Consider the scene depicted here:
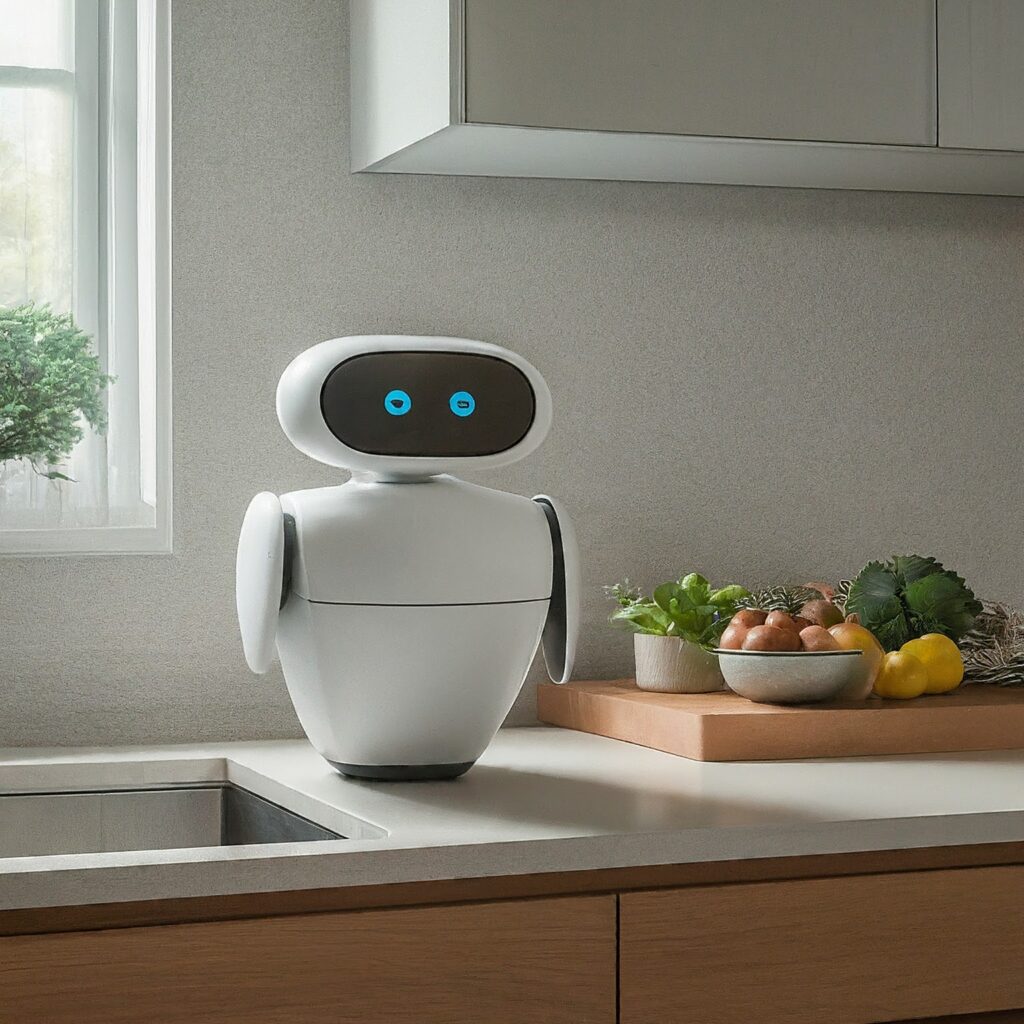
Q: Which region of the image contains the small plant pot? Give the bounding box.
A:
[634,634,725,693]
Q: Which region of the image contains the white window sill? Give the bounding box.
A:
[0,521,171,556]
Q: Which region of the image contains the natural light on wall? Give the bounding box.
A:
[0,0,170,554]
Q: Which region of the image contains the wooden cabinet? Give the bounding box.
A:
[4,850,1024,1023]
[464,0,936,146]
[938,0,1024,151]
[620,866,1024,1024]
[351,0,1024,196]
[0,895,616,1024]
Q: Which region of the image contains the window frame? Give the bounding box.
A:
[0,0,172,557]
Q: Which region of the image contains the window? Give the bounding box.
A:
[0,0,170,554]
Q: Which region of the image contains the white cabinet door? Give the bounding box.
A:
[938,0,1024,151]
[464,0,937,146]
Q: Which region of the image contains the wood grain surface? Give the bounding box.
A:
[892,1014,1024,1024]
[0,895,615,1024]
[620,866,1024,1024]
[538,679,1024,761]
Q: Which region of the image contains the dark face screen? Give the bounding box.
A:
[320,351,536,457]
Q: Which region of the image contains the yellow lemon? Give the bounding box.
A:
[873,650,929,700]
[901,634,964,694]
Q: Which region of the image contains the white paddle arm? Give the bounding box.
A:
[532,494,580,684]
[236,492,292,674]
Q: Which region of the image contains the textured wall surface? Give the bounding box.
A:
[2,0,1023,746]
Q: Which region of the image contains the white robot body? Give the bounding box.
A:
[278,597,547,774]
[278,477,552,776]
[237,336,578,780]
[282,476,552,605]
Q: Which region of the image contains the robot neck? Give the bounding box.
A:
[351,469,446,485]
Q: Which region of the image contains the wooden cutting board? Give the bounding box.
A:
[537,679,1024,762]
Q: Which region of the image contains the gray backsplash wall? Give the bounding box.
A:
[2,0,1023,747]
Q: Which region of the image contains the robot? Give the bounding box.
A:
[236,335,579,780]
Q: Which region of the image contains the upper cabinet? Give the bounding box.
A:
[351,0,1024,196]
[938,0,1024,152]
[464,0,936,147]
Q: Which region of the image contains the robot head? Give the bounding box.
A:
[276,336,553,477]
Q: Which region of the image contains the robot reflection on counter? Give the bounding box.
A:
[236,335,579,780]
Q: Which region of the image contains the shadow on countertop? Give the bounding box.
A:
[342,762,828,836]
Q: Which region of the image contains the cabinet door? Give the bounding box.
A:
[938,0,1024,151]
[0,895,615,1024]
[464,0,936,145]
[620,866,1024,1024]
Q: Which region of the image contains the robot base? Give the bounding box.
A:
[329,761,475,782]
[277,597,547,784]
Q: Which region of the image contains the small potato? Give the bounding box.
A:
[799,625,842,652]
[799,599,844,629]
[719,622,749,650]
[792,615,813,631]
[732,609,767,629]
[764,610,799,633]
[742,625,801,652]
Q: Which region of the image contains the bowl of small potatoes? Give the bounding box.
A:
[714,608,864,705]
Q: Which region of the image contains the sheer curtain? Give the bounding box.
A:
[0,0,107,527]
[0,0,158,533]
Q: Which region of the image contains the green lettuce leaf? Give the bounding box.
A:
[709,585,749,606]
[905,572,982,640]
[846,554,980,652]
[678,573,711,606]
[610,603,671,635]
[892,555,944,587]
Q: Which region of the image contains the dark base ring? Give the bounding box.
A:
[329,760,474,782]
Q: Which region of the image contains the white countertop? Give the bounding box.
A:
[2,726,1024,911]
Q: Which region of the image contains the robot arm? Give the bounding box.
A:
[532,495,580,684]
[236,492,295,674]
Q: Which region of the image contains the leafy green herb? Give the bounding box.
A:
[605,573,750,650]
[845,555,982,652]
[604,580,672,636]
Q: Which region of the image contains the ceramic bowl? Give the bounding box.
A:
[713,649,864,705]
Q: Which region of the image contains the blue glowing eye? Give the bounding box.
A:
[449,391,475,417]
[384,389,412,416]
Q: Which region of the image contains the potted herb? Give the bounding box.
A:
[606,574,750,692]
[0,304,112,480]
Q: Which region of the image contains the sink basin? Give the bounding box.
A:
[0,783,342,858]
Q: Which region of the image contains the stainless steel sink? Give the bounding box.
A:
[0,783,342,858]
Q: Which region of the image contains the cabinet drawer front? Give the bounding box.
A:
[621,867,1024,1024]
[0,895,615,1024]
[465,0,936,146]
